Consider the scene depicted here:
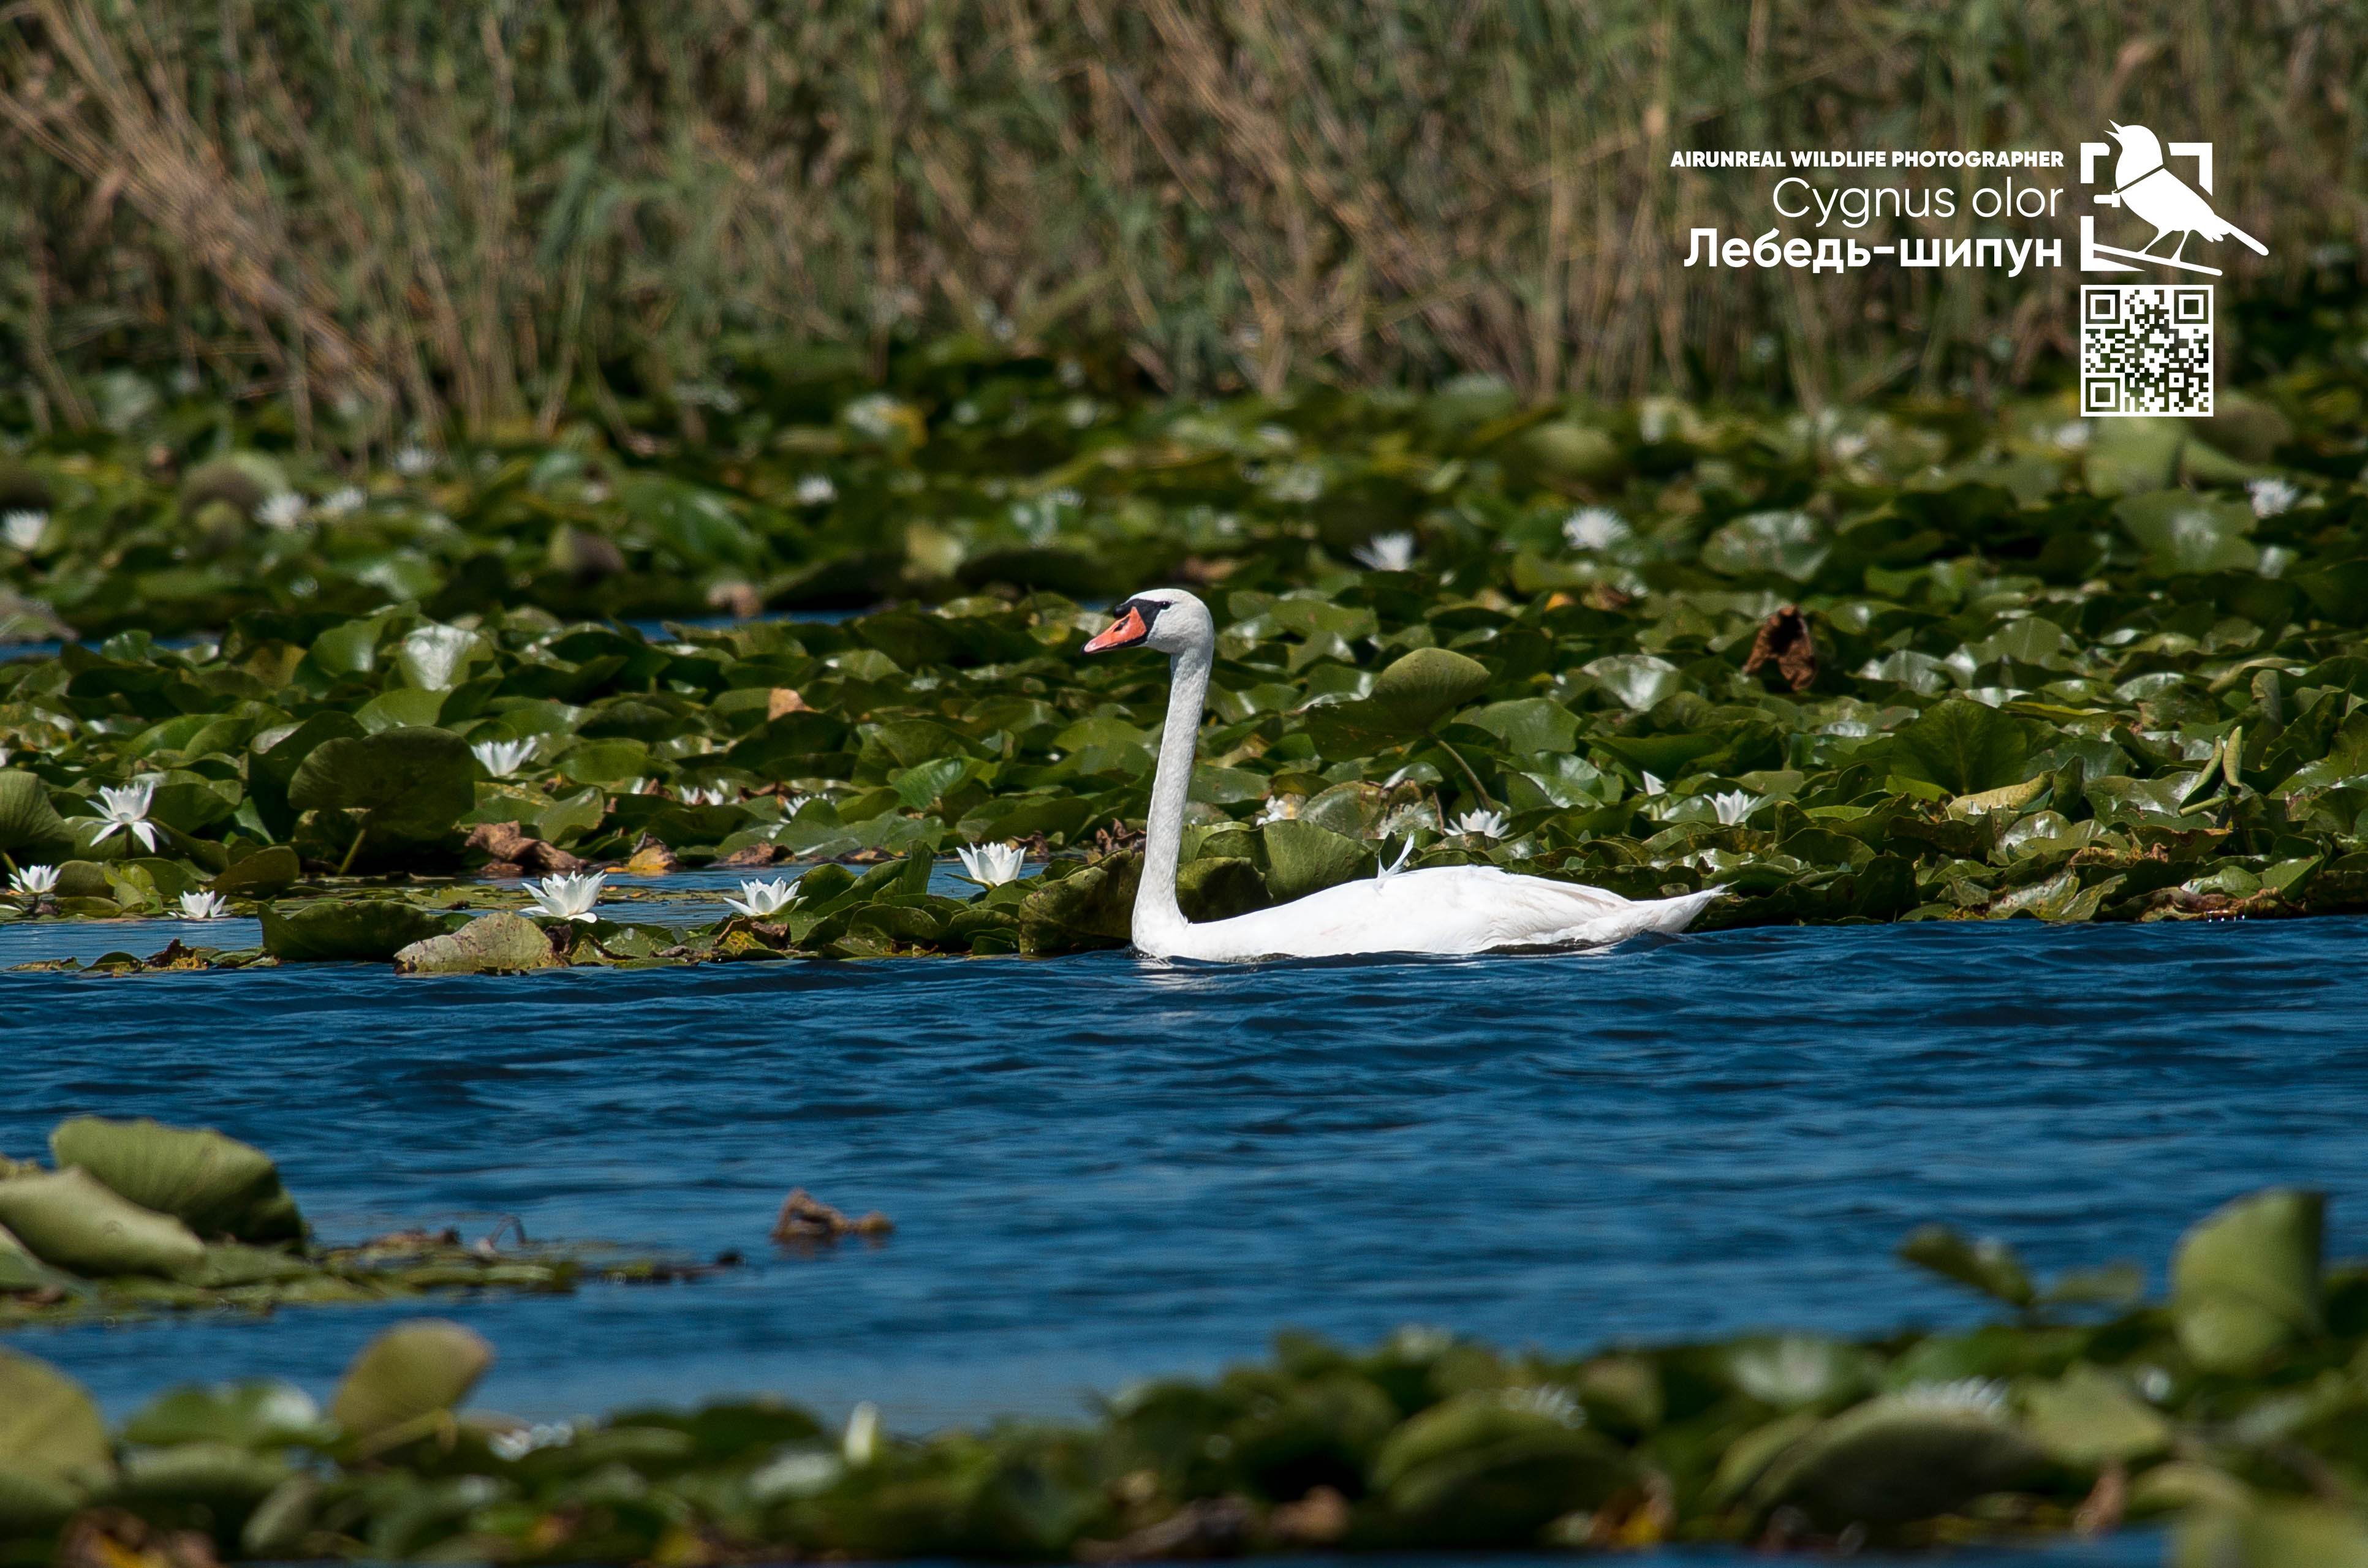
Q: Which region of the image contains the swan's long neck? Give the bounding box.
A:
[1132,639,1210,954]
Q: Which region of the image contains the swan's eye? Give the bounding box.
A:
[1083,602,1154,653]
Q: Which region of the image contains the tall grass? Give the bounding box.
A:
[0,0,2359,447]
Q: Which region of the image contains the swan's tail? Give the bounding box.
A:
[1640,884,1725,934]
[1535,883,1725,949]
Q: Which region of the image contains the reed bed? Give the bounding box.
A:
[0,0,2359,449]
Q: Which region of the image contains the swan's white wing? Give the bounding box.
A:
[1155,865,1717,961]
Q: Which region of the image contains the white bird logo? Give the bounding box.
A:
[2098,123,2266,266]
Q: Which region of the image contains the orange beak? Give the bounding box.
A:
[1083,605,1148,654]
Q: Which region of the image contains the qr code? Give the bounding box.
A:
[2081,285,2212,417]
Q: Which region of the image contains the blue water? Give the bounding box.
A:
[6,917,2361,1568]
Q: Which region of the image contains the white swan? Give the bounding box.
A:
[1081,589,1723,961]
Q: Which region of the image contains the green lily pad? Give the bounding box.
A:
[1370,1388,1632,1543]
[1304,647,1491,752]
[50,1117,303,1245]
[0,1167,206,1278]
[1018,857,1137,955]
[330,1319,494,1444]
[1261,820,1373,903]
[123,1381,331,1450]
[1897,1224,2037,1309]
[287,726,476,842]
[1890,700,2032,796]
[1750,1389,2048,1528]
[2019,1363,2171,1466]
[394,912,561,975]
[0,771,71,860]
[262,901,455,962]
[1703,508,1829,581]
[0,1349,112,1531]
[2172,1189,2324,1372]
[213,844,301,897]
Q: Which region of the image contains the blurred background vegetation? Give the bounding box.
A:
[0,0,2359,455]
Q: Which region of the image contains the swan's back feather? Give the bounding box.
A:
[1145,864,1717,961]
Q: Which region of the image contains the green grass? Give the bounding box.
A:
[0,0,2359,447]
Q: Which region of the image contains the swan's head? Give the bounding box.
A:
[1081,588,1212,657]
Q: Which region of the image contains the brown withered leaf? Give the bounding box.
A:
[464,821,584,875]
[767,687,811,720]
[770,1188,893,1243]
[1741,604,1817,692]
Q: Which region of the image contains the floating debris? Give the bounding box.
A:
[770,1188,894,1244]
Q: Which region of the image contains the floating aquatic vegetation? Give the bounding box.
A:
[7,1188,2368,1560]
[0,1117,733,1327]
[2,360,2368,963]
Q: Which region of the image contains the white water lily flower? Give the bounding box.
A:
[679,785,730,807]
[1709,790,1760,826]
[1562,507,1630,552]
[1452,807,1509,839]
[956,841,1026,886]
[177,890,229,920]
[1499,1384,1582,1426]
[488,1420,576,1463]
[725,878,801,919]
[392,443,436,477]
[317,485,366,519]
[842,1401,882,1466]
[255,491,307,530]
[90,777,160,851]
[2249,477,2301,519]
[472,737,539,778]
[2,510,47,551]
[9,864,58,896]
[1893,1378,2009,1419]
[525,870,607,924]
[1255,794,1303,826]
[781,793,818,817]
[1352,531,1418,572]
[795,474,837,506]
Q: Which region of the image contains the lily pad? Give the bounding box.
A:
[395,912,561,975]
[123,1382,330,1452]
[1018,857,1137,955]
[0,1167,206,1278]
[330,1319,494,1444]
[0,1349,112,1531]
[287,726,477,842]
[1304,647,1491,751]
[0,771,71,860]
[50,1117,303,1245]
[1897,1224,2036,1309]
[2171,1189,2324,1372]
[1890,700,2032,796]
[212,844,301,897]
[1261,820,1373,903]
[2019,1363,2171,1466]
[261,901,455,963]
[1370,1389,1631,1543]
[1750,1390,2048,1528]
